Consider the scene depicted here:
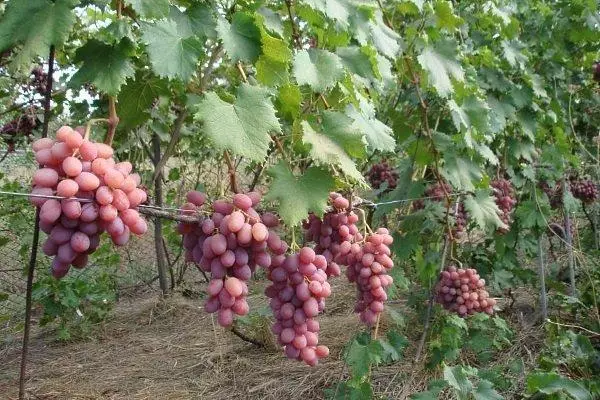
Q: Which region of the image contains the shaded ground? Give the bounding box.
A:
[0,277,541,400]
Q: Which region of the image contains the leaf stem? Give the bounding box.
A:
[223,150,239,193]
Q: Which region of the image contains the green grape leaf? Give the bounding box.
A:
[346,99,395,152]
[337,46,381,83]
[441,154,481,191]
[443,364,473,400]
[370,11,402,58]
[276,84,302,120]
[217,12,262,63]
[186,4,217,39]
[0,0,78,70]
[255,14,292,87]
[293,49,345,92]
[118,73,169,129]
[265,162,335,226]
[474,380,503,400]
[302,0,352,27]
[434,0,463,30]
[501,40,528,69]
[126,0,169,19]
[463,190,507,231]
[379,331,408,362]
[417,41,464,97]
[411,380,447,400]
[257,7,284,37]
[301,118,365,183]
[194,84,281,162]
[70,39,135,96]
[448,96,490,140]
[346,335,384,377]
[527,372,591,400]
[141,19,203,81]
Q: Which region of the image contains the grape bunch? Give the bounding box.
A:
[180,191,287,327]
[2,113,38,151]
[265,247,331,366]
[303,192,362,277]
[345,229,394,325]
[491,178,517,233]
[593,62,600,82]
[30,125,148,278]
[366,161,398,191]
[412,181,453,210]
[435,265,496,316]
[569,178,598,204]
[31,66,48,95]
[539,181,562,209]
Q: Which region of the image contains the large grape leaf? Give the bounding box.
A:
[186,4,217,39]
[473,380,503,400]
[194,84,281,162]
[217,12,262,63]
[301,0,352,27]
[370,11,402,58]
[417,41,464,97]
[441,154,481,191]
[463,190,507,231]
[118,73,169,129]
[141,19,203,81]
[70,39,135,96]
[527,372,591,400]
[301,113,366,183]
[126,0,169,19]
[265,162,335,226]
[443,365,473,400]
[255,14,292,87]
[346,98,395,152]
[336,46,381,83]
[0,0,78,69]
[293,49,345,92]
[346,334,384,377]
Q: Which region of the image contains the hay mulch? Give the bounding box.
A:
[0,278,542,400]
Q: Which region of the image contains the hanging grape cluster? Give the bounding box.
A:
[366,161,398,191]
[569,178,598,204]
[31,66,48,95]
[180,191,287,327]
[435,265,496,316]
[539,181,563,209]
[30,126,148,278]
[345,229,394,325]
[1,112,38,151]
[491,178,517,233]
[594,61,600,82]
[413,182,467,238]
[303,192,362,277]
[265,247,331,365]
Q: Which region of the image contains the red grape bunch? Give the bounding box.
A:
[179,191,287,327]
[491,178,517,233]
[435,265,496,317]
[569,178,598,204]
[366,161,398,191]
[345,228,394,325]
[265,247,331,365]
[593,62,600,82]
[539,181,562,209]
[412,181,453,210]
[30,125,148,278]
[31,66,48,95]
[303,192,362,277]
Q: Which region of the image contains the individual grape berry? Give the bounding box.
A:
[491,178,517,234]
[366,161,398,192]
[345,229,394,325]
[29,125,149,277]
[435,265,496,316]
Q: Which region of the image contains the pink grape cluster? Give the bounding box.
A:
[303,192,362,277]
[569,178,598,204]
[435,265,496,317]
[180,191,287,327]
[412,181,453,210]
[366,161,398,191]
[491,178,517,233]
[30,126,148,278]
[265,247,331,366]
[539,181,562,209]
[345,229,394,325]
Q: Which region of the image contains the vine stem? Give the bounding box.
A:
[230,323,265,347]
[104,96,119,145]
[19,44,55,400]
[284,0,301,48]
[223,150,239,193]
[537,234,548,322]
[561,178,576,297]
